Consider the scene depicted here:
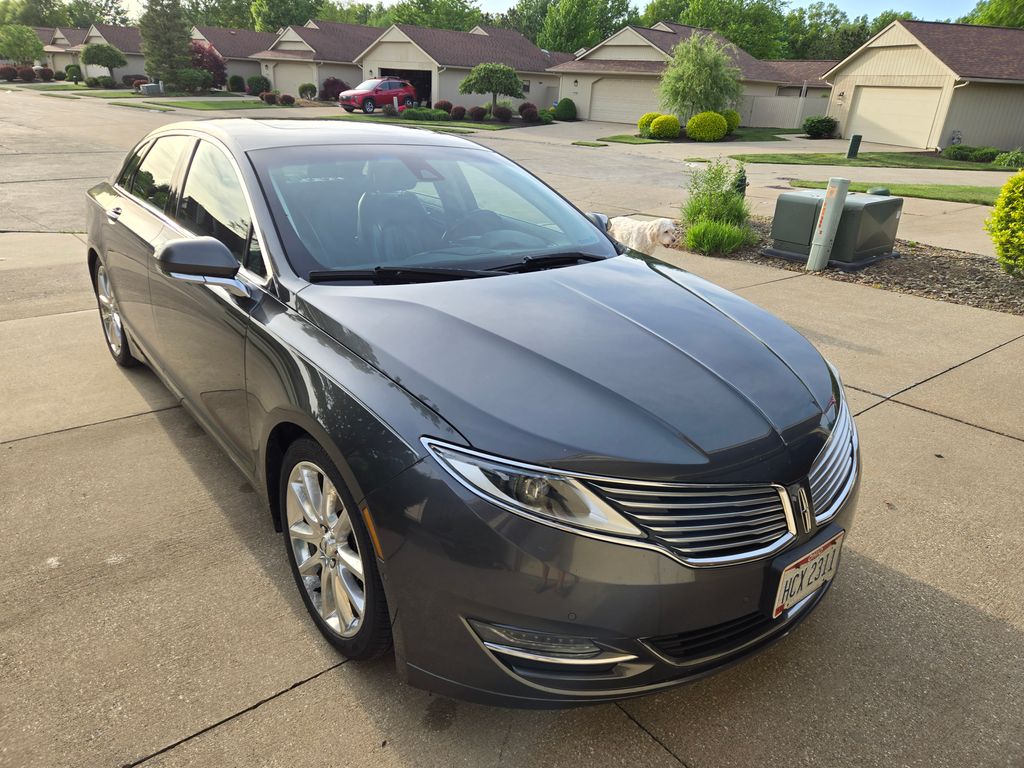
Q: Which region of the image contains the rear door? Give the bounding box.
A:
[149,138,267,471]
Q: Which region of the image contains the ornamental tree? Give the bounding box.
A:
[189,39,225,87]
[458,62,523,110]
[0,23,44,64]
[81,42,126,77]
[659,32,741,117]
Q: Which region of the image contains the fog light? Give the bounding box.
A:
[469,619,600,658]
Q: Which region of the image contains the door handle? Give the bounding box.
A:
[106,207,122,223]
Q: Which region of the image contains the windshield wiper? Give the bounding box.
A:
[495,252,609,273]
[307,266,502,284]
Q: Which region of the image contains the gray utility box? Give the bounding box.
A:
[763,189,903,271]
[139,83,161,96]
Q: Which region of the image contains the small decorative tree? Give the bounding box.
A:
[0,24,45,65]
[81,43,127,78]
[659,32,742,118]
[189,40,226,88]
[458,62,523,111]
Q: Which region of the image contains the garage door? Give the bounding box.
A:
[589,77,661,123]
[272,62,317,98]
[846,86,942,148]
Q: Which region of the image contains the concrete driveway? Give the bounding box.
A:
[2,88,1023,768]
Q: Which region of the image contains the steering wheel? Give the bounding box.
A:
[442,209,504,243]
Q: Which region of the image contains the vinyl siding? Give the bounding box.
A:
[588,29,667,62]
[942,82,1024,149]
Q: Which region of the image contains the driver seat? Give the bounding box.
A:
[357,162,438,265]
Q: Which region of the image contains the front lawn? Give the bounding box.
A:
[790,179,1001,206]
[39,92,80,99]
[110,101,175,112]
[598,134,664,144]
[79,91,152,98]
[148,99,274,110]
[19,83,92,90]
[573,140,609,147]
[717,151,1010,171]
[329,112,511,131]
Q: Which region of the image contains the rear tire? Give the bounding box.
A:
[362,99,375,114]
[280,438,392,659]
[91,260,138,368]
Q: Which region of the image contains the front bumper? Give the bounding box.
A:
[365,455,859,707]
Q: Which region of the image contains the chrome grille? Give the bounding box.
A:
[808,401,857,523]
[586,479,793,565]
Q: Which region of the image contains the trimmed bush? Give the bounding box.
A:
[262,92,277,105]
[229,74,245,93]
[986,170,1024,278]
[280,93,295,106]
[518,101,536,116]
[451,105,466,120]
[994,148,1024,170]
[941,145,972,161]
[39,67,53,82]
[319,76,347,102]
[686,111,728,142]
[173,68,210,93]
[685,220,754,255]
[539,108,554,124]
[85,76,99,88]
[0,66,17,82]
[720,108,740,134]
[553,97,576,121]
[650,114,681,140]
[65,64,81,82]
[969,147,1001,162]
[637,112,661,137]
[433,99,452,113]
[492,105,512,122]
[682,158,749,228]
[468,105,486,121]
[401,107,449,121]
[802,114,837,139]
[97,75,115,89]
[247,75,271,97]
[521,106,539,123]
[16,67,35,82]
[298,82,316,100]
[54,70,66,81]
[121,74,146,87]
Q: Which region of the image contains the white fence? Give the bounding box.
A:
[737,95,827,129]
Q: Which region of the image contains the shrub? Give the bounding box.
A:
[401,107,449,121]
[650,114,681,140]
[382,102,398,116]
[682,158,749,227]
[0,66,17,82]
[433,99,452,113]
[85,76,99,88]
[969,146,1001,163]
[685,219,755,255]
[686,111,728,142]
[262,91,277,105]
[941,144,972,161]
[539,108,554,124]
[189,40,226,88]
[318,76,347,102]
[553,97,576,121]
[173,68,210,93]
[39,67,53,82]
[986,170,1024,278]
[721,108,740,134]
[228,74,245,92]
[65,64,81,81]
[121,74,146,87]
[518,101,535,116]
[451,105,466,120]
[54,70,66,81]
[520,106,539,123]
[247,74,271,97]
[468,105,486,121]
[298,82,316,100]
[492,104,512,122]
[994,148,1024,170]
[638,112,661,137]
[97,75,115,89]
[802,114,837,139]
[16,67,35,82]
[280,93,295,105]
[941,144,1001,162]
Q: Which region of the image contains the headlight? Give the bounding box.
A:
[423,439,642,538]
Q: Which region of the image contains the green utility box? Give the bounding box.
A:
[763,189,903,271]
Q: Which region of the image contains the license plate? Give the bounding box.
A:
[772,532,844,618]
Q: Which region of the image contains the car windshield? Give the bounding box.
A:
[248,144,615,280]
[354,80,382,90]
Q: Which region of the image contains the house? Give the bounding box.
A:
[764,59,836,98]
[351,24,571,108]
[78,24,146,79]
[824,20,1024,149]
[547,22,799,123]
[43,27,89,73]
[251,21,384,97]
[191,26,278,83]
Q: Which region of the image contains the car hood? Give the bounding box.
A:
[296,254,839,483]
[339,89,369,98]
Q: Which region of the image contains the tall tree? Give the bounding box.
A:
[869,9,916,35]
[139,0,191,84]
[383,0,482,30]
[784,1,869,59]
[659,30,741,115]
[679,0,787,59]
[492,0,551,43]
[182,0,253,28]
[64,0,128,27]
[0,22,44,63]
[537,0,632,53]
[0,0,68,25]
[316,1,391,26]
[251,0,320,32]
[639,0,689,27]
[960,0,1024,27]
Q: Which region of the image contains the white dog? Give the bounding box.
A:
[608,216,678,254]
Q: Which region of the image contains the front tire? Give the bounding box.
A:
[92,261,138,367]
[343,106,354,113]
[403,96,414,107]
[362,99,375,114]
[280,438,391,659]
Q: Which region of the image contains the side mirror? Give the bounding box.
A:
[155,237,249,297]
[586,211,610,233]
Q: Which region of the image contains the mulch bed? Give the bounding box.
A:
[676,217,1024,316]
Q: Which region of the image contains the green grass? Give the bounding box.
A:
[80,89,242,99]
[79,90,151,98]
[790,179,1001,206]
[109,101,175,112]
[149,99,274,110]
[18,82,91,90]
[729,127,802,142]
[572,140,609,147]
[39,92,80,99]
[329,112,509,130]
[712,151,1008,171]
[598,134,665,144]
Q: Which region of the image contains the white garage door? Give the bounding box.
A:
[272,62,317,98]
[589,77,661,124]
[846,86,942,148]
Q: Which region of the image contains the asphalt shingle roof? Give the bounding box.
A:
[898,20,1024,82]
[56,27,90,47]
[32,27,54,44]
[392,24,572,71]
[293,21,389,63]
[92,24,142,54]
[762,59,837,86]
[194,26,277,60]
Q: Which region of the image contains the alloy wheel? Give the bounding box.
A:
[286,461,367,638]
[95,264,123,356]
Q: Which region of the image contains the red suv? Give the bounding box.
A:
[339,78,417,113]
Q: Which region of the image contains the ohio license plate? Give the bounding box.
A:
[772,532,844,618]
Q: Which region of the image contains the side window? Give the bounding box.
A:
[117,142,149,188]
[176,141,261,273]
[130,136,191,212]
